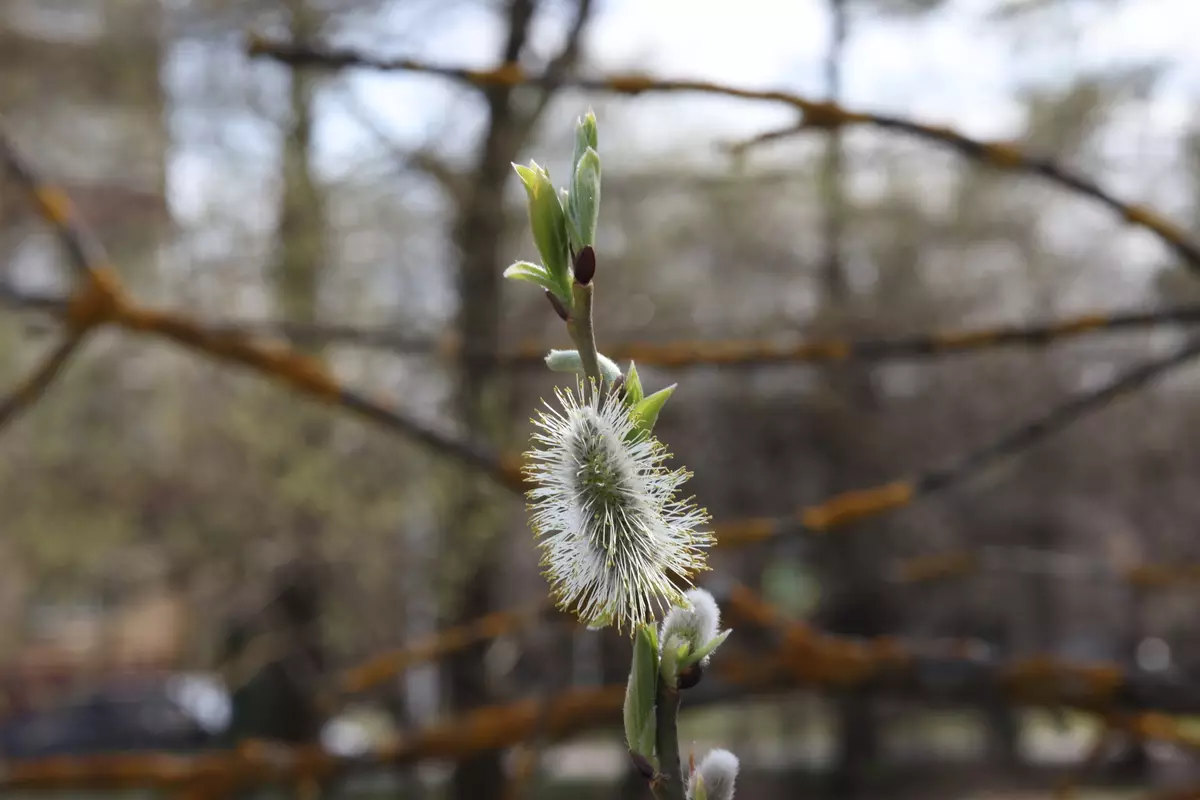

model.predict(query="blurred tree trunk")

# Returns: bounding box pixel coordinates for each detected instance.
[980,617,1021,769]
[225,0,329,758]
[441,1,593,797]
[812,1,887,795]
[442,4,531,788]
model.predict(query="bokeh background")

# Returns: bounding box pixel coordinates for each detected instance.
[2,0,1200,797]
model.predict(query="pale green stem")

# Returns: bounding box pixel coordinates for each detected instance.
[567,281,602,398]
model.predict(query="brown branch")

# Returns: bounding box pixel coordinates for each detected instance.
[245,41,1200,276]
[0,125,110,283]
[892,547,1200,593]
[711,331,1200,547]
[11,283,1199,366]
[0,124,118,431]
[0,119,525,490]
[5,268,1199,552]
[338,604,548,696]
[12,587,1200,792]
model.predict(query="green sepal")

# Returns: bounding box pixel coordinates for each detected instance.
[633,383,676,434]
[679,630,731,670]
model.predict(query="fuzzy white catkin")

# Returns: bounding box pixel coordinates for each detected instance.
[524,381,712,630]
[661,588,721,652]
[688,749,739,800]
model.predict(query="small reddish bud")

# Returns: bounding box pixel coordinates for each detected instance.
[573,245,596,285]
[678,661,705,690]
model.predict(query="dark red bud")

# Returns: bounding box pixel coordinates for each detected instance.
[678,661,704,690]
[573,245,596,285]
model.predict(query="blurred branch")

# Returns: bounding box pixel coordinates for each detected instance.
[333,84,468,201]
[337,604,549,696]
[0,332,87,429]
[188,303,1200,365]
[12,585,1200,792]
[246,39,1200,275]
[4,253,1199,548]
[0,119,524,490]
[720,584,1200,716]
[0,125,109,284]
[0,124,113,430]
[4,50,1200,564]
[892,546,1200,591]
[10,287,1199,367]
[712,331,1200,546]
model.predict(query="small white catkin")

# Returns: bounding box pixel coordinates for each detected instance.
[688,749,739,800]
[661,588,721,652]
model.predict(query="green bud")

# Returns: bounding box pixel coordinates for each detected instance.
[624,362,644,406]
[568,147,601,249]
[513,161,571,302]
[689,774,709,800]
[559,186,583,250]
[572,109,598,176]
[633,383,676,435]
[624,624,659,762]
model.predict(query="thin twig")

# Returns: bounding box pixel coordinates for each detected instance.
[0,125,109,283]
[0,333,87,429]
[0,126,122,432]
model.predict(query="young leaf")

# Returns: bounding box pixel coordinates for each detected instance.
[513,160,571,296]
[503,261,560,295]
[633,383,676,434]
[624,624,660,760]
